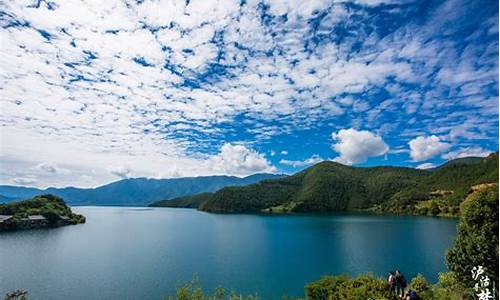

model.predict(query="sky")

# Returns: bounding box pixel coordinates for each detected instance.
[0,0,498,188]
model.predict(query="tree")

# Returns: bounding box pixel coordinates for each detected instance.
[446,185,498,295]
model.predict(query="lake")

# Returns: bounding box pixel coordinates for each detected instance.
[0,207,457,299]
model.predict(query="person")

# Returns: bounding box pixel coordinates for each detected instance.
[395,270,406,297]
[388,272,396,295]
[399,272,407,297]
[404,289,418,300]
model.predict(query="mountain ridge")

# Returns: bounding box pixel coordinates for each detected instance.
[151,153,498,215]
[0,173,284,206]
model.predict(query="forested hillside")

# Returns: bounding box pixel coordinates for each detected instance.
[151,153,498,216]
[379,152,498,216]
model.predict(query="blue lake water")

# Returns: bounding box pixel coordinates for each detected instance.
[0,207,457,299]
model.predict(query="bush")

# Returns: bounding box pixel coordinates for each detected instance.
[428,202,440,216]
[4,290,28,300]
[166,279,259,300]
[409,274,433,299]
[305,274,396,300]
[432,272,470,300]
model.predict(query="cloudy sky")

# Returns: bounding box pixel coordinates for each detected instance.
[0,0,498,188]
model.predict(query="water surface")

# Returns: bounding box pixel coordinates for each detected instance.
[0,207,457,299]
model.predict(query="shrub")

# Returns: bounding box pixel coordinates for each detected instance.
[305,274,395,300]
[428,202,440,216]
[432,272,470,300]
[166,280,259,300]
[4,290,28,300]
[446,185,498,294]
[409,274,433,299]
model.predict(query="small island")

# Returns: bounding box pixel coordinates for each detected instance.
[0,194,85,232]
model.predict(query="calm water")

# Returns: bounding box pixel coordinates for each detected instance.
[0,207,457,299]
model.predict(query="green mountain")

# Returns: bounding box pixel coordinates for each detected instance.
[150,193,213,208]
[150,153,498,215]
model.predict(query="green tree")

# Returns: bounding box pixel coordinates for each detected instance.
[446,185,499,294]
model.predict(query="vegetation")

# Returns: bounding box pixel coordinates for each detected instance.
[3,290,27,300]
[304,273,394,299]
[153,161,427,213]
[446,184,498,297]
[151,153,498,216]
[150,193,213,208]
[164,278,259,300]
[0,194,85,230]
[378,152,498,216]
[0,273,474,300]
[159,271,477,300]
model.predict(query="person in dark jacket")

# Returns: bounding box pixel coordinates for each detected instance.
[395,270,407,297]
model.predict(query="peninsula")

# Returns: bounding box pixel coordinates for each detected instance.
[0,194,85,231]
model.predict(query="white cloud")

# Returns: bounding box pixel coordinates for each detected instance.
[280,150,288,155]
[35,162,69,175]
[0,128,276,187]
[409,135,450,161]
[36,163,58,174]
[13,177,37,186]
[441,146,492,160]
[416,162,436,170]
[0,0,496,187]
[109,166,131,179]
[205,143,277,176]
[331,128,389,164]
[279,154,324,167]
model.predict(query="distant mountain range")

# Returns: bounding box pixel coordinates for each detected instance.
[151,153,498,216]
[0,173,284,206]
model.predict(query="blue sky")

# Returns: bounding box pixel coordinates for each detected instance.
[0,0,498,188]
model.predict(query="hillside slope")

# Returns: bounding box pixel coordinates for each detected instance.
[154,153,498,215]
[0,173,284,206]
[152,161,427,212]
[378,152,498,215]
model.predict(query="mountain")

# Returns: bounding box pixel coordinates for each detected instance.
[152,153,498,215]
[152,162,427,212]
[0,194,16,203]
[150,193,213,208]
[0,173,284,206]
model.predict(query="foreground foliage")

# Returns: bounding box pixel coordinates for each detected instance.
[160,272,474,300]
[304,273,394,300]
